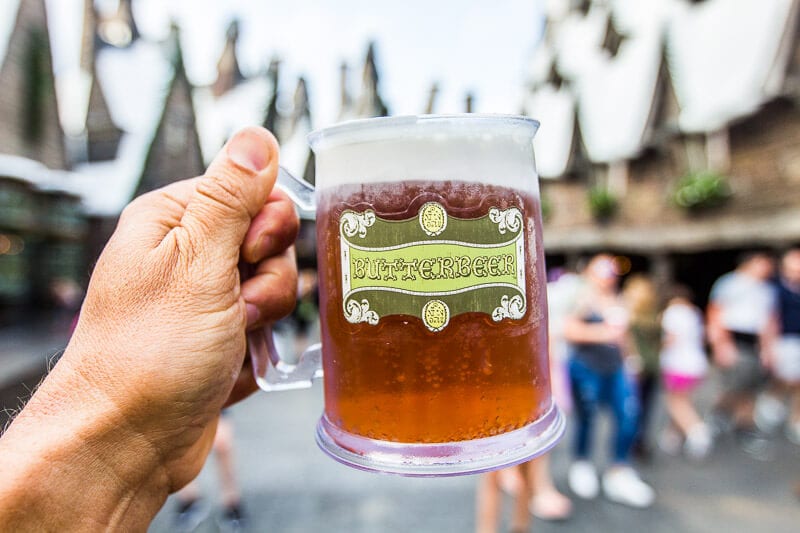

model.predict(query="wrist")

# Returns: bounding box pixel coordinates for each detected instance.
[0,348,170,530]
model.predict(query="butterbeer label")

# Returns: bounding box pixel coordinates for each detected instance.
[339,202,527,332]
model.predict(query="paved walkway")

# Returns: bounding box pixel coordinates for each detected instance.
[149,378,800,533]
[0,313,72,426]
[3,322,799,532]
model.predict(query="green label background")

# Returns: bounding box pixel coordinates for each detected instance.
[340,204,527,329]
[348,241,519,293]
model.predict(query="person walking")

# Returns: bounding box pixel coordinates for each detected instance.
[476,463,532,533]
[564,254,655,508]
[772,248,800,443]
[658,285,712,459]
[622,274,662,460]
[174,414,246,532]
[706,252,777,453]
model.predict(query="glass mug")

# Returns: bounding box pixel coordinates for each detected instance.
[249,114,565,476]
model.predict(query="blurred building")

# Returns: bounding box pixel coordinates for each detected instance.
[525,0,800,301]
[0,0,389,320]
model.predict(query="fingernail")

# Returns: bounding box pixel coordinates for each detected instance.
[227,130,269,173]
[246,303,260,327]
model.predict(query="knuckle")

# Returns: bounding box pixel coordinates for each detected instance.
[195,173,251,218]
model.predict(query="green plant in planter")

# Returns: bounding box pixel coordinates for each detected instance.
[673,171,731,211]
[588,187,617,220]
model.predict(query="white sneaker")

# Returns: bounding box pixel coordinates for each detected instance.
[684,424,713,460]
[754,393,787,434]
[568,460,599,500]
[658,427,682,456]
[602,466,655,508]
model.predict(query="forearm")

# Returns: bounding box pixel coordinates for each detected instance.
[705,303,730,347]
[0,353,170,531]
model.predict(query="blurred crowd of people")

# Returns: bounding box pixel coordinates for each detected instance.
[477,247,800,533]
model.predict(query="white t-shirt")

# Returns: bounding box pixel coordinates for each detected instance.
[710,272,776,334]
[660,303,708,377]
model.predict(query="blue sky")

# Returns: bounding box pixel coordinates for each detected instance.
[48,0,545,127]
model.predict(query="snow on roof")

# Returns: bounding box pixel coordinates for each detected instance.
[525,85,575,179]
[553,5,609,81]
[526,0,798,170]
[544,0,571,22]
[608,0,673,37]
[666,0,796,133]
[194,71,316,179]
[279,116,312,179]
[193,76,273,164]
[575,28,663,163]
[0,153,79,196]
[56,68,91,136]
[0,1,175,216]
[70,40,173,216]
[526,44,554,88]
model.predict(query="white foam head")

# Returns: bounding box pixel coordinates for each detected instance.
[309,115,541,196]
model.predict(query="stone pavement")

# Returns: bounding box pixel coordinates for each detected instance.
[0,313,72,427]
[149,380,800,533]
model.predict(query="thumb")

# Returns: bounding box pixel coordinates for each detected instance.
[180,127,280,256]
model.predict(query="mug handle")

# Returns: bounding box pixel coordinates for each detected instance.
[245,167,322,391]
[248,326,323,392]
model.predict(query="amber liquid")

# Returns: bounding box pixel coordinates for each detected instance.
[317,181,551,443]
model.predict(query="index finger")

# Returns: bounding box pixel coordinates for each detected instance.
[241,187,300,264]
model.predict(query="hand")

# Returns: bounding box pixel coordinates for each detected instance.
[0,127,299,528]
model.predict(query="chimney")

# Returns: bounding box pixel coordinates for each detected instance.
[339,62,351,110]
[425,83,439,114]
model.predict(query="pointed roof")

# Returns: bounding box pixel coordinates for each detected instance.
[78,0,123,162]
[666,0,799,133]
[136,26,204,195]
[262,57,280,134]
[211,19,245,98]
[525,84,576,178]
[339,61,352,112]
[85,60,123,162]
[574,27,664,163]
[194,52,279,165]
[354,42,388,117]
[69,35,174,215]
[0,0,67,170]
[279,77,313,180]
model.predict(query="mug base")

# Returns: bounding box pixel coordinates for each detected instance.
[315,403,565,477]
